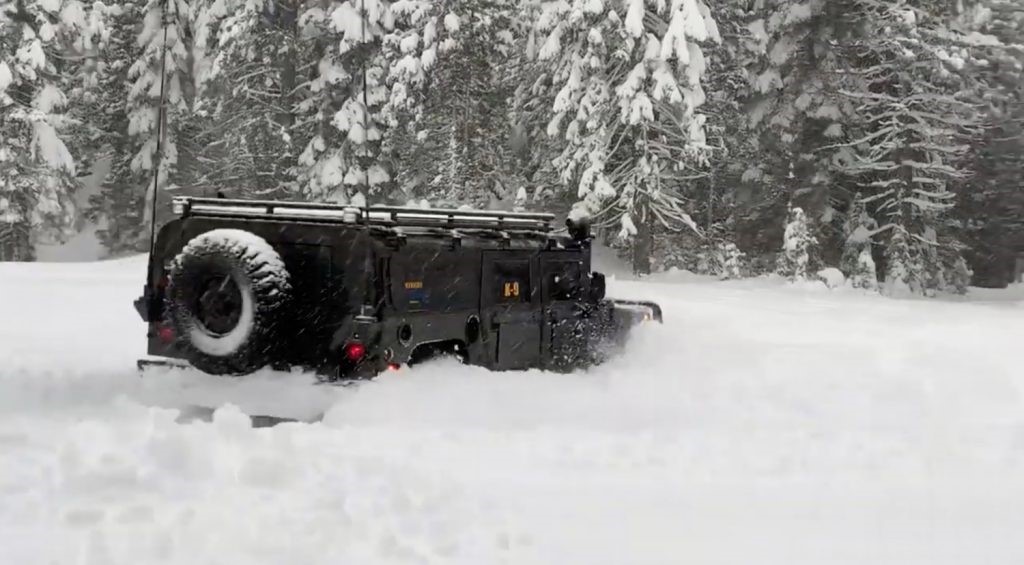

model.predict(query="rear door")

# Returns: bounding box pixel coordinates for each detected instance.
[278,243,335,366]
[481,251,541,370]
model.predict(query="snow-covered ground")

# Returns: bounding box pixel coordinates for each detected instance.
[2,256,1024,564]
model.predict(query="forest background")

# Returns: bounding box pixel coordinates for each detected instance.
[1,0,1022,295]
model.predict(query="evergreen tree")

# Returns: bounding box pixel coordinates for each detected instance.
[125,0,199,230]
[689,2,764,250]
[828,1,991,294]
[295,0,393,205]
[775,205,816,280]
[532,0,722,274]
[189,0,308,198]
[86,0,148,255]
[746,0,855,228]
[850,247,878,290]
[384,0,521,208]
[839,193,878,288]
[0,0,107,260]
[1,0,1019,285]
[883,225,919,295]
[954,0,1024,286]
[718,241,745,279]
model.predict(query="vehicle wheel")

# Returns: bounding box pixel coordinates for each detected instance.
[166,229,292,375]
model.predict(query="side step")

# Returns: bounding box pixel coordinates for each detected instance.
[137,358,191,372]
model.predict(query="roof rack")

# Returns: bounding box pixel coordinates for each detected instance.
[171,196,557,232]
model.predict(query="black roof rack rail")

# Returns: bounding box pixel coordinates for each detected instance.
[171,196,556,232]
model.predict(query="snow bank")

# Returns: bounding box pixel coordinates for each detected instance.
[2,257,1024,564]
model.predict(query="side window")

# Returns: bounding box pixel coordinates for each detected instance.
[393,248,479,312]
[546,260,583,301]
[494,260,531,303]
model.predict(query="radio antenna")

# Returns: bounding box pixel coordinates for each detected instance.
[361,0,369,114]
[360,0,369,193]
[147,0,171,258]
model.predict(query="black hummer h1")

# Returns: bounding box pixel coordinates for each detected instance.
[134,196,662,380]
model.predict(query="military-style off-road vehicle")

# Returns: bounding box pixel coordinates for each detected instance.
[134,196,662,380]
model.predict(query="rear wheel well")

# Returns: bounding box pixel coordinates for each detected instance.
[407,339,468,367]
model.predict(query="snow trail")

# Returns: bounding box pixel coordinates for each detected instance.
[2,256,1024,564]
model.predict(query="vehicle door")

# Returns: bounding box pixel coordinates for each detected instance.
[540,253,587,370]
[481,251,541,370]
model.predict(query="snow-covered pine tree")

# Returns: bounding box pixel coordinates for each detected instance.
[718,240,744,280]
[883,224,919,295]
[776,205,816,280]
[86,0,149,254]
[829,1,990,295]
[185,0,308,198]
[295,0,393,205]
[851,246,878,290]
[125,0,198,231]
[952,0,1024,286]
[839,193,878,289]
[0,0,107,260]
[507,0,572,210]
[91,0,232,254]
[942,248,972,294]
[689,2,760,238]
[745,0,854,229]
[533,0,722,275]
[379,0,444,201]
[383,0,521,208]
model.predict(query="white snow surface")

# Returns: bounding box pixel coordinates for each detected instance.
[3,255,1024,564]
[816,267,846,289]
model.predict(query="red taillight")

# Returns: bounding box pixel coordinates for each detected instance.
[344,342,367,363]
[156,324,175,344]
[387,363,401,372]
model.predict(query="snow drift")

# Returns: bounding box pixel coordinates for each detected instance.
[1,256,1024,564]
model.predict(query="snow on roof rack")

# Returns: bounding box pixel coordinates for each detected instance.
[171,196,557,232]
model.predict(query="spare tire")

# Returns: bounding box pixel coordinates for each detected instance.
[166,229,292,375]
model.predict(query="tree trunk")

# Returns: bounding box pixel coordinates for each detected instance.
[0,222,33,262]
[632,209,654,276]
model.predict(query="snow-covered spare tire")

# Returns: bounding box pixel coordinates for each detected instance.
[167,229,292,375]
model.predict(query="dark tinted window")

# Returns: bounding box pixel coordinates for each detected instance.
[393,247,479,312]
[545,260,583,301]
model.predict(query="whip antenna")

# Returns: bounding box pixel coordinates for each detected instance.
[147,0,171,258]
[361,0,368,116]
[361,0,369,195]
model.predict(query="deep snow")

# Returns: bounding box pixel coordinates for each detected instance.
[2,255,1024,564]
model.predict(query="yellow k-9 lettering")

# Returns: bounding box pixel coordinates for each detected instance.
[503,281,520,298]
